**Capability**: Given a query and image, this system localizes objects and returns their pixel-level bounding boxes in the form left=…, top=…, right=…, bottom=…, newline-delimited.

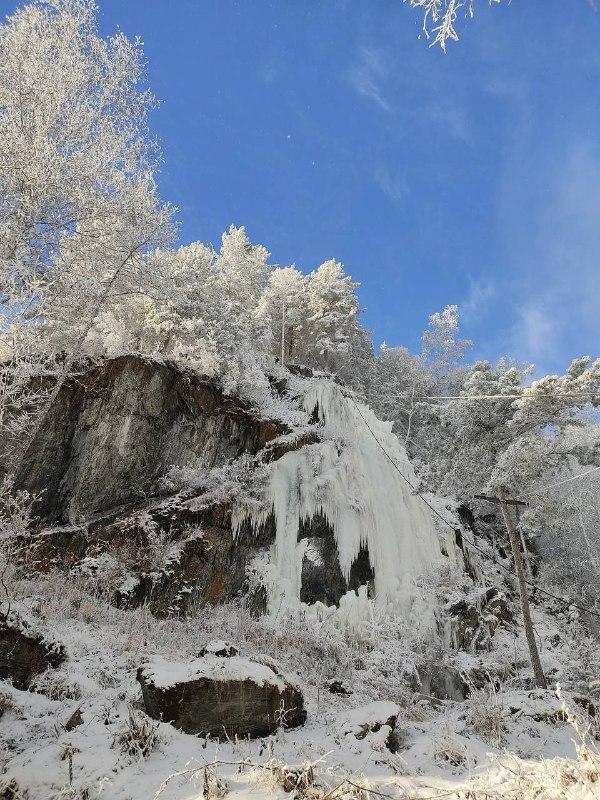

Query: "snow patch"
left=337, top=700, right=400, bottom=737
left=140, top=654, right=288, bottom=691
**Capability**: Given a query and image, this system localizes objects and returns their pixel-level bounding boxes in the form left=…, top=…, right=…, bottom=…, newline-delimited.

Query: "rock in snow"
left=137, top=654, right=305, bottom=738
left=337, top=701, right=401, bottom=752
left=0, top=620, right=65, bottom=690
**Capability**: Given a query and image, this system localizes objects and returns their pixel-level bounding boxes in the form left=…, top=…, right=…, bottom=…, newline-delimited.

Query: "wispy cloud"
left=512, top=302, right=558, bottom=366
left=422, top=99, right=472, bottom=143
left=461, top=277, right=495, bottom=321
left=346, top=45, right=390, bottom=112
left=504, top=147, right=600, bottom=369
left=374, top=164, right=409, bottom=204
left=260, top=51, right=284, bottom=85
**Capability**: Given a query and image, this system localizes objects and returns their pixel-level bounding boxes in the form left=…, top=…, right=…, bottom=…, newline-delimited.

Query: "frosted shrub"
left=459, top=685, right=600, bottom=799
left=200, top=765, right=227, bottom=799
left=463, top=672, right=506, bottom=746
left=100, top=514, right=179, bottom=577
left=31, top=671, right=82, bottom=702
left=0, top=779, right=27, bottom=800
left=0, top=478, right=36, bottom=620
left=19, top=570, right=112, bottom=626
left=115, top=706, right=160, bottom=761
left=165, top=454, right=268, bottom=514
left=433, top=725, right=469, bottom=768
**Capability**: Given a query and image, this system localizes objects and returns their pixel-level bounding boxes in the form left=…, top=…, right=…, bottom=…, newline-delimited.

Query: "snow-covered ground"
left=1, top=576, right=598, bottom=800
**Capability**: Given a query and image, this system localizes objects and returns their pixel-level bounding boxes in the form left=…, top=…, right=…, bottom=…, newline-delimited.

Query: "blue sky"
left=90, top=0, right=600, bottom=375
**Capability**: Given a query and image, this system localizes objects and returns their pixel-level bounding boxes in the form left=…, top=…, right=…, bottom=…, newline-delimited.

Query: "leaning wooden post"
left=498, top=484, right=547, bottom=689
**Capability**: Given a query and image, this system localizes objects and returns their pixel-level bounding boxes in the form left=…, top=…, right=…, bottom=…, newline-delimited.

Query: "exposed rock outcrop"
left=14, top=355, right=284, bottom=524
left=0, top=620, right=64, bottom=690
left=137, top=654, right=306, bottom=738
left=447, top=587, right=513, bottom=650
left=27, top=497, right=277, bottom=616
left=12, top=355, right=446, bottom=622
left=337, top=701, right=401, bottom=752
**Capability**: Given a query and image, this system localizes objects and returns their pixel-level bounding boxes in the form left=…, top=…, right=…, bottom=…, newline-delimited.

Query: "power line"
left=519, top=464, right=600, bottom=498
left=348, top=395, right=600, bottom=621
left=411, top=393, right=600, bottom=401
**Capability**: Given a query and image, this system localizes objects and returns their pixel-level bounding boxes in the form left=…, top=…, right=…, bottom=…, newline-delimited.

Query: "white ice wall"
left=235, top=379, right=444, bottom=618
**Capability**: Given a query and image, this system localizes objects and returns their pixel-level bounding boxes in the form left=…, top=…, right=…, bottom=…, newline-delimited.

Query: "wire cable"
left=519, top=465, right=600, bottom=498
left=348, top=395, right=600, bottom=621
left=407, top=393, right=600, bottom=401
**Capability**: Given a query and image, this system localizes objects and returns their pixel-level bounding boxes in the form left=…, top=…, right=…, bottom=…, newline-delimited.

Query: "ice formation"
left=235, top=379, right=449, bottom=618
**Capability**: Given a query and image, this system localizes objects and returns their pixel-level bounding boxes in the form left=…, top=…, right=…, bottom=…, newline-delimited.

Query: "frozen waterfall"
left=235, top=378, right=447, bottom=618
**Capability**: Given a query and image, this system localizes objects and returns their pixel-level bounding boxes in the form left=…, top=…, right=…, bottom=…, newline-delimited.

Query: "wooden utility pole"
left=280, top=297, right=286, bottom=366
left=475, top=486, right=547, bottom=689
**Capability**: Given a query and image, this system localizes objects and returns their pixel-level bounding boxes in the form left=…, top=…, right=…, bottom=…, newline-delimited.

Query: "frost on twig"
left=406, top=0, right=501, bottom=51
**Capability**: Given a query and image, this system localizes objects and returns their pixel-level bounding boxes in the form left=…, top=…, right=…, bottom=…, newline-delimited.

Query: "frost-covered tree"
left=405, top=0, right=593, bottom=52
left=404, top=0, right=501, bottom=51
left=88, top=242, right=219, bottom=361
left=215, top=226, right=273, bottom=318
left=335, top=323, right=375, bottom=395
left=257, top=266, right=309, bottom=364
left=367, top=344, right=432, bottom=451
left=421, top=304, right=472, bottom=393
left=423, top=356, right=600, bottom=498
left=0, top=0, right=173, bottom=466
left=423, top=359, right=527, bottom=494
left=304, top=260, right=362, bottom=372
left=528, top=442, right=600, bottom=612
left=0, top=0, right=173, bottom=335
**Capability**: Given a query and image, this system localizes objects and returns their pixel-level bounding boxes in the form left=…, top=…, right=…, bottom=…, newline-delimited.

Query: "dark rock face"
left=14, top=355, right=371, bottom=617
left=0, top=621, right=64, bottom=690
left=27, top=498, right=277, bottom=617
left=14, top=355, right=283, bottom=524
left=298, top=514, right=374, bottom=606
left=137, top=656, right=306, bottom=739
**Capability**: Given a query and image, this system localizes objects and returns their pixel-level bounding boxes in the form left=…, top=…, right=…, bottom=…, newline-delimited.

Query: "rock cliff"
left=14, top=355, right=282, bottom=524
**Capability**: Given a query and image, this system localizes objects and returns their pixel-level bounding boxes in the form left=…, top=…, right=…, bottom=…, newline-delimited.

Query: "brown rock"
left=447, top=587, right=513, bottom=651
left=137, top=655, right=305, bottom=739
left=0, top=621, right=65, bottom=690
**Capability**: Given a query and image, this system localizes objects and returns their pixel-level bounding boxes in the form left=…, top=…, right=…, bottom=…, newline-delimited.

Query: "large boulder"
left=137, top=653, right=305, bottom=738
left=0, top=620, right=64, bottom=690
